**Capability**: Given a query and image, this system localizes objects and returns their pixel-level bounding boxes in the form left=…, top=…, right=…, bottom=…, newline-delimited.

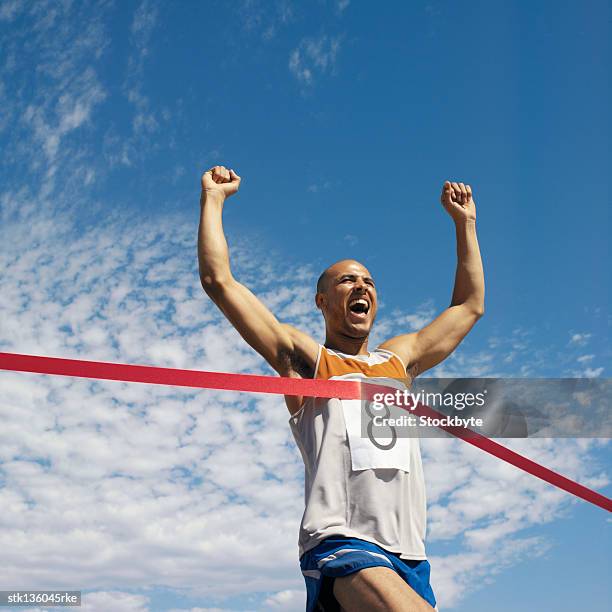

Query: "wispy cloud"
left=289, top=34, right=342, bottom=86
left=569, top=332, right=592, bottom=346
left=119, top=0, right=161, bottom=160
left=131, top=0, right=159, bottom=55
left=581, top=366, right=604, bottom=377
left=99, top=0, right=181, bottom=169
left=23, top=68, right=106, bottom=162
left=307, top=181, right=331, bottom=193
left=336, top=0, right=350, bottom=14
left=0, top=0, right=109, bottom=198
left=237, top=0, right=295, bottom=41
left=577, top=354, right=594, bottom=363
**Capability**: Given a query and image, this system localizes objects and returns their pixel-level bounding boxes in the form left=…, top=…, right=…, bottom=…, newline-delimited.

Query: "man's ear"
left=315, top=292, right=325, bottom=310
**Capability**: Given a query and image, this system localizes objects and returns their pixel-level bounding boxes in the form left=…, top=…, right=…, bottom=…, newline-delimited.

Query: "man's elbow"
left=472, top=303, right=485, bottom=318
left=199, top=271, right=231, bottom=298
left=462, top=301, right=484, bottom=319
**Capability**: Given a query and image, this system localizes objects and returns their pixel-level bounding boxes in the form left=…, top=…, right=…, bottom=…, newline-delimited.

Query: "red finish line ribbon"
left=0, top=351, right=610, bottom=513
left=0, top=351, right=360, bottom=399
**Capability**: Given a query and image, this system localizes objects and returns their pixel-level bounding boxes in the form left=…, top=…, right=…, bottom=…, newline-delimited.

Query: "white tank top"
left=289, top=345, right=428, bottom=559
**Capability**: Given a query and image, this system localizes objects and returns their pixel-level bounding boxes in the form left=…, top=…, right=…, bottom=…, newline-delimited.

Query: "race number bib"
left=337, top=375, right=412, bottom=473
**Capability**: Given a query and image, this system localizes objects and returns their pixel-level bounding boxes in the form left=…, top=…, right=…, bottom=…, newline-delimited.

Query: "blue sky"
left=0, top=1, right=610, bottom=611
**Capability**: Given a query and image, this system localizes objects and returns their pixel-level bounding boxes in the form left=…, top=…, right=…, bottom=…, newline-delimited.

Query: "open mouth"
left=348, top=298, right=370, bottom=319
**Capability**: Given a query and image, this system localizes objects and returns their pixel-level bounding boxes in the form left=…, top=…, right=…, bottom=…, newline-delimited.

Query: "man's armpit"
left=405, top=361, right=419, bottom=383
left=276, top=346, right=315, bottom=379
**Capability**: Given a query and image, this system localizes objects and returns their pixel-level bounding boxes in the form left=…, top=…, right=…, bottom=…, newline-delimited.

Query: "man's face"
left=316, top=260, right=377, bottom=339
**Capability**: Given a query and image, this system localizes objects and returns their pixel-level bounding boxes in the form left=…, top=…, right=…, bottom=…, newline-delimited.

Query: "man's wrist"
left=200, top=191, right=226, bottom=207
left=454, top=217, right=477, bottom=228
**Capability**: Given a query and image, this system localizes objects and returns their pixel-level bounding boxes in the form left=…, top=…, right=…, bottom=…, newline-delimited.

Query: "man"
left=197, top=165, right=484, bottom=612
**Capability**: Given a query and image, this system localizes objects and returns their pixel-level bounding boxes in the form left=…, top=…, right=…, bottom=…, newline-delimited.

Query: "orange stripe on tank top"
left=316, top=347, right=406, bottom=380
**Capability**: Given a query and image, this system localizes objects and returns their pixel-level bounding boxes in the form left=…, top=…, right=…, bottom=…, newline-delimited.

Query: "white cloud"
left=1, top=0, right=110, bottom=200
left=81, top=591, right=151, bottom=612
left=430, top=536, right=550, bottom=607
left=582, top=366, right=604, bottom=378
left=289, top=35, right=342, bottom=85
left=417, top=422, right=610, bottom=605
left=23, top=68, right=106, bottom=162
left=264, top=589, right=305, bottom=610
left=576, top=354, right=594, bottom=363
left=569, top=332, right=592, bottom=346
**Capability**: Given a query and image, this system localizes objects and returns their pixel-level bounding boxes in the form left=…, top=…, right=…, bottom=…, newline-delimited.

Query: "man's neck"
left=324, top=332, right=370, bottom=356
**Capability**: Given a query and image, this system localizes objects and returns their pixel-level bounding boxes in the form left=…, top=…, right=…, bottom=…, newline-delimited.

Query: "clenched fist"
left=440, top=181, right=476, bottom=223
left=201, top=165, right=241, bottom=202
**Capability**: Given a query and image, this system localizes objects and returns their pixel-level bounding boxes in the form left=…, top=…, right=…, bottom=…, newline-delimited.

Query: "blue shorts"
left=300, top=537, right=437, bottom=611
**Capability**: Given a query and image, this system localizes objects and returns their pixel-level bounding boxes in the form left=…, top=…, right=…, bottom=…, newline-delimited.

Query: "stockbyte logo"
left=368, top=412, right=486, bottom=429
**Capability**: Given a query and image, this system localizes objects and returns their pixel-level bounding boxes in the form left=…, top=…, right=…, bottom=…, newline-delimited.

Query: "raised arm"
left=380, top=181, right=485, bottom=376
left=198, top=165, right=318, bottom=378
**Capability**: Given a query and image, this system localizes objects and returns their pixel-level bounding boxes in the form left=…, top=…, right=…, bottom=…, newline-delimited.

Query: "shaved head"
left=316, top=259, right=368, bottom=295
